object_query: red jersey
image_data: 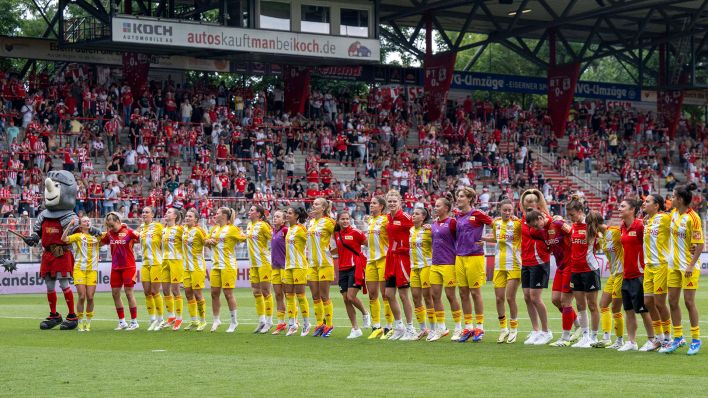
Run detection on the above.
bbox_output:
[334,226,366,270]
[544,220,572,269]
[521,214,551,266]
[100,225,140,269]
[620,218,644,279]
[386,210,414,254]
[570,223,600,273]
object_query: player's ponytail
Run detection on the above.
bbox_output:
[567,195,585,213]
[621,198,641,217]
[586,210,604,242]
[289,206,308,224]
[673,183,696,207]
[648,194,665,212]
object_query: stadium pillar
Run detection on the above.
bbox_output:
[546,28,578,138]
[425,13,432,57]
[657,44,685,138]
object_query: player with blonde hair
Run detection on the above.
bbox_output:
[159,207,185,330]
[182,208,208,331]
[61,216,100,331]
[307,198,337,337]
[246,205,275,333]
[138,206,165,331]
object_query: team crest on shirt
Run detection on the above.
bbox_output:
[548,230,556,235]
[469,216,476,221]
[693,231,702,240]
[345,235,354,240]
[393,221,401,225]
[578,230,586,235]
[628,231,636,236]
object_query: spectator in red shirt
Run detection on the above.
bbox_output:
[320,164,333,189]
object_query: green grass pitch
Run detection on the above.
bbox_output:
[1,285,707,397]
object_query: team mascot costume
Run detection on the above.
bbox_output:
[21,170,80,330]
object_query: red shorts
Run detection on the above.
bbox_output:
[552,266,572,293]
[111,268,137,288]
[384,252,411,288]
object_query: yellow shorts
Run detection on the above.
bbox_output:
[250,264,273,284]
[492,269,521,288]
[271,268,284,285]
[210,268,237,288]
[603,273,624,299]
[410,267,431,289]
[73,267,97,286]
[366,258,386,282]
[283,268,308,285]
[455,255,486,288]
[429,265,456,287]
[668,269,700,290]
[140,265,162,284]
[644,264,668,295]
[184,269,206,290]
[161,259,184,284]
[307,265,334,282]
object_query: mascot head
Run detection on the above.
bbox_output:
[44,170,77,211]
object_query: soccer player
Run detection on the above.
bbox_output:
[284,206,311,336]
[383,189,415,340]
[204,207,246,333]
[593,224,625,348]
[455,187,493,343]
[270,210,289,335]
[160,207,185,330]
[519,189,553,345]
[307,198,337,337]
[246,205,274,333]
[182,208,208,331]
[428,197,461,342]
[642,194,672,350]
[482,199,521,344]
[566,198,604,348]
[100,212,140,330]
[617,198,656,352]
[409,206,433,340]
[62,216,99,332]
[332,210,370,339]
[366,196,393,339]
[663,184,703,355]
[138,206,165,331]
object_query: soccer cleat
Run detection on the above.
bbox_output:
[368,327,383,339]
[254,322,266,334]
[77,322,85,332]
[60,315,79,330]
[534,331,553,345]
[390,327,406,341]
[440,329,450,338]
[271,323,287,335]
[157,320,169,330]
[300,323,312,337]
[84,322,91,332]
[147,319,159,331]
[569,327,584,342]
[196,320,208,331]
[426,330,441,342]
[114,321,129,331]
[506,329,518,344]
[183,321,197,331]
[497,329,509,344]
[166,317,176,326]
[607,339,624,350]
[285,323,299,336]
[127,321,140,331]
[172,319,182,331]
[399,330,417,341]
[639,339,661,352]
[660,338,683,354]
[380,329,395,340]
[591,339,612,348]
[617,341,639,352]
[571,336,592,348]
[472,328,485,342]
[687,340,701,356]
[678,337,687,348]
[210,319,222,332]
[549,338,571,347]
[312,324,326,337]
[225,322,239,333]
[362,314,372,329]
[523,331,539,345]
[40,314,63,330]
[347,328,363,339]
[321,325,335,338]
[458,328,474,343]
[416,328,430,341]
[259,321,273,334]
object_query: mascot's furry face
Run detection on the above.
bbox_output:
[44,170,77,210]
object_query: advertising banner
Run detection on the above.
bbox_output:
[284,66,311,115]
[424,52,456,121]
[547,63,580,138]
[112,16,380,61]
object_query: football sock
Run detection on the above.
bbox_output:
[116,307,125,321]
[255,294,265,317]
[415,306,426,328]
[77,311,84,321]
[265,294,274,318]
[146,295,155,319]
[452,309,462,329]
[613,312,624,338]
[499,315,507,329]
[62,287,75,315]
[230,309,238,324]
[383,298,394,325]
[188,299,198,320]
[47,291,57,314]
[165,295,174,317]
[313,299,323,324]
[662,320,672,340]
[673,324,683,339]
[510,318,519,330]
[323,299,333,326]
[600,307,611,334]
[464,313,473,329]
[129,306,137,320]
[297,294,309,322]
[370,297,381,326]
[154,294,164,317]
[562,307,574,331]
[652,320,662,338]
[286,293,296,319]
[691,326,700,340]
[426,308,435,327]
[475,314,484,330]
[197,299,206,320]
[174,295,183,319]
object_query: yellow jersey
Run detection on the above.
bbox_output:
[602,226,624,274]
[669,208,704,271]
[246,220,272,268]
[367,214,389,262]
[307,217,335,268]
[183,225,207,272]
[162,225,184,260]
[210,224,246,270]
[139,221,163,266]
[492,218,521,271]
[644,213,672,267]
[409,226,432,269]
[67,232,100,271]
[286,224,308,270]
